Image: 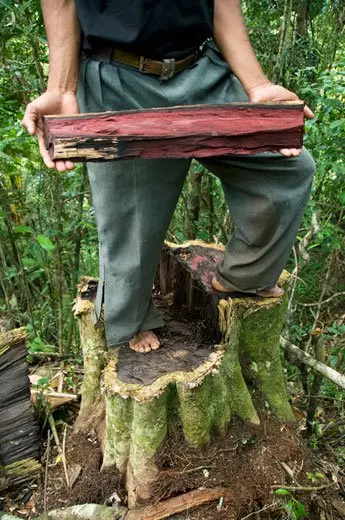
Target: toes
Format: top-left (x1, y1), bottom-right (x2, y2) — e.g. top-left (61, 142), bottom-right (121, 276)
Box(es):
top-left (129, 332), bottom-right (161, 353)
top-left (129, 340), bottom-right (152, 353)
top-left (151, 340), bottom-right (161, 351)
top-left (257, 286), bottom-right (285, 298)
top-left (212, 277), bottom-right (226, 292)
top-left (129, 340), bottom-right (143, 353)
top-left (143, 343), bottom-right (152, 353)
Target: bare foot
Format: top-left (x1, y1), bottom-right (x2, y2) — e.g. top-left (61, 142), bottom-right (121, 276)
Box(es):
top-left (129, 330), bottom-right (161, 353)
top-left (212, 277), bottom-right (284, 298)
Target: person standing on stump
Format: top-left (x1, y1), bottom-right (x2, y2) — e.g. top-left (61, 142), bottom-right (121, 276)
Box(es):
top-left (23, 0), bottom-right (315, 353)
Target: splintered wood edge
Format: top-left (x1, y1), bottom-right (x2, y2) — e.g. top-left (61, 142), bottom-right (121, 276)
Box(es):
top-left (77, 275), bottom-right (98, 294)
top-left (102, 294), bottom-right (287, 402)
top-left (165, 240), bottom-right (291, 287)
top-left (44, 101), bottom-right (305, 122)
top-left (165, 239), bottom-right (225, 252)
top-left (103, 345), bottom-right (226, 402)
top-left (73, 276), bottom-right (98, 316)
top-left (0, 327), bottom-right (28, 355)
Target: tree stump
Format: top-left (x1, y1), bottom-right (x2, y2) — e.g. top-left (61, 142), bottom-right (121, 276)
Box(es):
top-left (0, 328), bottom-right (41, 491)
top-left (74, 241), bottom-right (293, 507)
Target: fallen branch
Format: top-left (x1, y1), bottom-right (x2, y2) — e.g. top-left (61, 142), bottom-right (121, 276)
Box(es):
top-left (298, 212), bottom-right (319, 264)
top-left (62, 423), bottom-right (69, 486)
top-left (280, 337), bottom-right (345, 390)
top-left (297, 291), bottom-right (345, 307)
top-left (48, 413), bottom-right (61, 452)
top-left (43, 430), bottom-right (51, 514)
top-left (271, 482), bottom-right (338, 492)
top-left (240, 501), bottom-right (280, 520)
top-left (127, 487), bottom-right (231, 520)
top-left (307, 334), bottom-right (325, 434)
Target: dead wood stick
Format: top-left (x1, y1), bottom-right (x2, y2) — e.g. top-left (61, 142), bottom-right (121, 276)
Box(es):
top-left (271, 482), bottom-right (338, 492)
top-left (307, 334), bottom-right (325, 433)
top-left (280, 337), bottom-right (345, 390)
top-left (126, 487), bottom-right (231, 520)
top-left (43, 429), bottom-right (51, 514)
top-left (297, 291), bottom-right (345, 307)
top-left (48, 413), bottom-right (61, 452)
top-left (240, 502), bottom-right (280, 520)
top-left (62, 423), bottom-right (69, 486)
top-left (161, 465), bottom-right (216, 476)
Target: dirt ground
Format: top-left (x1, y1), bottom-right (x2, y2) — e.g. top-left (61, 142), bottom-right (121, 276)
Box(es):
top-left (2, 410), bottom-right (344, 519)
top-left (2, 264), bottom-right (345, 519)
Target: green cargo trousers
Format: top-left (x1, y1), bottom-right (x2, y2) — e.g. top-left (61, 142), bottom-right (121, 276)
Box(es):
top-left (77, 41), bottom-right (315, 347)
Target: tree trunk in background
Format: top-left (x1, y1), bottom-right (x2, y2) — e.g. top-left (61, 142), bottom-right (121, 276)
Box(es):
top-left (273, 0), bottom-right (293, 83)
top-left (296, 0), bottom-right (308, 39)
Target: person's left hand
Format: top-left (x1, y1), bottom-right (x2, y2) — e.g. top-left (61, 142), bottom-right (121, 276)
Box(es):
top-left (248, 82), bottom-right (314, 157)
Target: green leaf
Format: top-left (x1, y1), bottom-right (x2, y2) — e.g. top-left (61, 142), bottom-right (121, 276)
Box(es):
top-left (274, 488), bottom-right (290, 495)
top-left (0, 150), bottom-right (16, 164)
top-left (295, 500), bottom-right (308, 518)
top-left (329, 119), bottom-right (345, 129)
top-left (37, 377), bottom-right (50, 386)
top-left (37, 234), bottom-right (55, 252)
top-left (306, 471), bottom-right (317, 482)
top-left (14, 224), bottom-right (34, 234)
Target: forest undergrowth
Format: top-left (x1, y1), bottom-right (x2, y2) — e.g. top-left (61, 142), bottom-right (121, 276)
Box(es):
top-left (0, 1), bottom-right (344, 518)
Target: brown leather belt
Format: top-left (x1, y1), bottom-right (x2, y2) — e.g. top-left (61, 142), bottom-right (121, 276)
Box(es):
top-left (106, 49), bottom-right (197, 80)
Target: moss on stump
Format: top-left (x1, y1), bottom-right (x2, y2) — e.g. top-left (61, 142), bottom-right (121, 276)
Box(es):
top-left (74, 241), bottom-right (293, 506)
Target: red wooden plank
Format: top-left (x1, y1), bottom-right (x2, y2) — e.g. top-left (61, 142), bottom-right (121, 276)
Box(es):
top-left (43, 103), bottom-right (305, 162)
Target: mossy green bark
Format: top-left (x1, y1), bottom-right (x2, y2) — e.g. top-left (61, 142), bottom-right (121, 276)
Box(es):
top-left (219, 336), bottom-right (260, 425)
top-left (217, 300), bottom-right (260, 426)
top-left (0, 328), bottom-right (28, 358)
top-left (127, 394), bottom-right (168, 504)
top-left (73, 283), bottom-right (107, 434)
top-left (177, 334), bottom-right (259, 447)
top-left (177, 378), bottom-right (213, 446)
top-left (0, 458), bottom-right (41, 491)
top-left (240, 296), bottom-right (294, 421)
top-left (102, 388), bottom-right (168, 505)
top-left (76, 267), bottom-right (293, 506)
top-left (102, 394), bottom-right (132, 472)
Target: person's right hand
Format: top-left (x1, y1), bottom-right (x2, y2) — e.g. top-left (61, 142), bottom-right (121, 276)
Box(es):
top-left (22, 90), bottom-right (79, 172)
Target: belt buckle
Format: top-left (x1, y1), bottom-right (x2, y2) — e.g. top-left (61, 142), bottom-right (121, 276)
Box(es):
top-left (139, 56), bottom-right (149, 73)
top-left (160, 58), bottom-right (176, 80)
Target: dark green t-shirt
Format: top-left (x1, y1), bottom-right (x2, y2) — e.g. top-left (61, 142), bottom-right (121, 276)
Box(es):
top-left (76, 0), bottom-right (214, 59)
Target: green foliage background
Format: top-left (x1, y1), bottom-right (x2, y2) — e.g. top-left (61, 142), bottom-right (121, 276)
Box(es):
top-left (0, 0), bottom-right (344, 373)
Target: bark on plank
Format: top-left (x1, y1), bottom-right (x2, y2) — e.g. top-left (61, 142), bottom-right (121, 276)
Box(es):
top-left (44, 102), bottom-right (305, 162)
